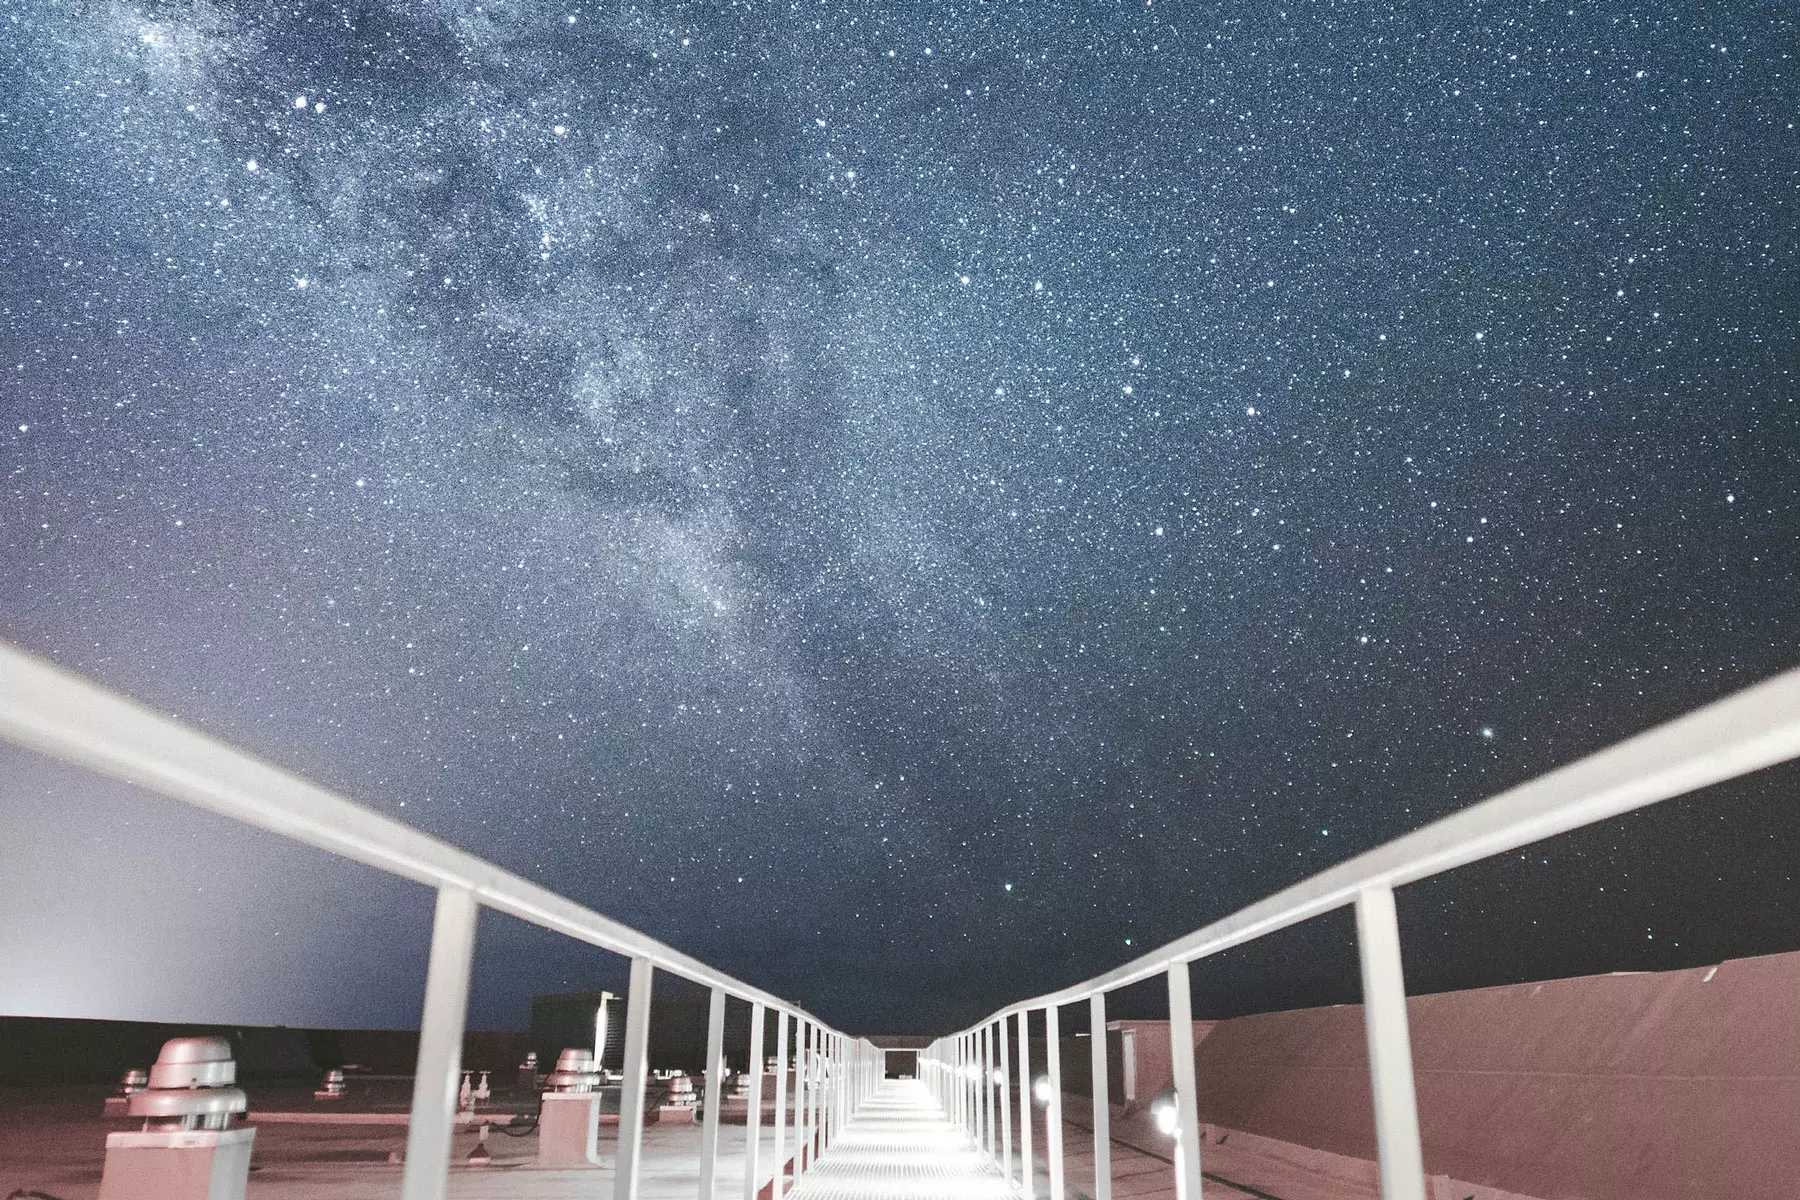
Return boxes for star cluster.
[2,0,1797,1032]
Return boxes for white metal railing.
[924,661,1800,1200]
[0,640,882,1200]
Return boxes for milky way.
[2,1,1798,1033]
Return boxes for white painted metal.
[815,1026,826,1158]
[699,986,727,1199]
[823,1033,834,1150]
[953,1036,962,1132]
[1015,1012,1034,1200]
[1357,886,1428,1200]
[744,1002,766,1200]
[980,1023,992,1157]
[795,1020,808,1178]
[1090,992,1111,1200]
[967,1033,976,1142]
[1044,1005,1065,1200]
[1166,964,1203,1200]
[773,1012,791,1198]
[614,956,655,1200]
[0,641,894,1200]
[997,1018,1013,1187]
[399,885,478,1200]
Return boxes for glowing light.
[1153,1094,1179,1136]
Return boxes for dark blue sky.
[2,0,1797,1034]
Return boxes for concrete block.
[98,1126,255,1200]
[538,1091,602,1166]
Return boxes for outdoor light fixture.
[1149,1085,1178,1137]
[1032,1075,1052,1107]
[963,1063,980,1081]
[991,1068,1004,1086]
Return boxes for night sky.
[2,0,1798,1036]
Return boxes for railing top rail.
[0,640,829,1030]
[957,662,1800,1033]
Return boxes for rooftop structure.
[4,637,1800,1200]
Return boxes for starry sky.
[2,0,1798,1035]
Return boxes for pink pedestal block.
[537,1092,602,1165]
[99,1126,255,1200]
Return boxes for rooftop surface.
[0,1078,1390,1200]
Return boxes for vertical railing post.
[699,986,727,1199]
[1167,962,1203,1200]
[968,1032,977,1142]
[823,1033,834,1151]
[1357,886,1429,1200]
[743,1002,766,1200]
[1090,992,1112,1200]
[980,1023,993,1158]
[614,955,655,1200]
[796,1020,810,1176]
[1044,1005,1066,1200]
[811,1026,823,1159]
[773,1012,790,1198]
[1016,1012,1035,1200]
[400,885,478,1200]
[972,1027,981,1155]
[998,1018,1013,1186]
[954,1035,963,1132]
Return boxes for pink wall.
[1109,1018,1215,1112]
[1186,949,1800,1200]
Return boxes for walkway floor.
[787,1079,1015,1200]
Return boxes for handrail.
[0,639,813,1023]
[928,663,1800,1200]
[958,661,1800,1028]
[0,637,889,1199]
[14,631,1800,1200]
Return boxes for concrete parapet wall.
[1188,949,1800,1200]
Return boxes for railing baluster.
[400,884,478,1200]
[1090,992,1112,1200]
[825,1033,836,1149]
[998,1018,1013,1187]
[809,1021,821,1167]
[1016,1012,1035,1200]
[614,956,655,1200]
[1044,1004,1065,1200]
[744,1003,765,1200]
[1356,886,1428,1200]
[772,1013,790,1198]
[980,1023,993,1158]
[699,987,727,1199]
[796,1020,810,1176]
[813,1026,824,1158]
[1167,963,1203,1200]
[955,1035,964,1133]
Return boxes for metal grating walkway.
[785,1079,1016,1200]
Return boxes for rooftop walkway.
[788,1079,1015,1200]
